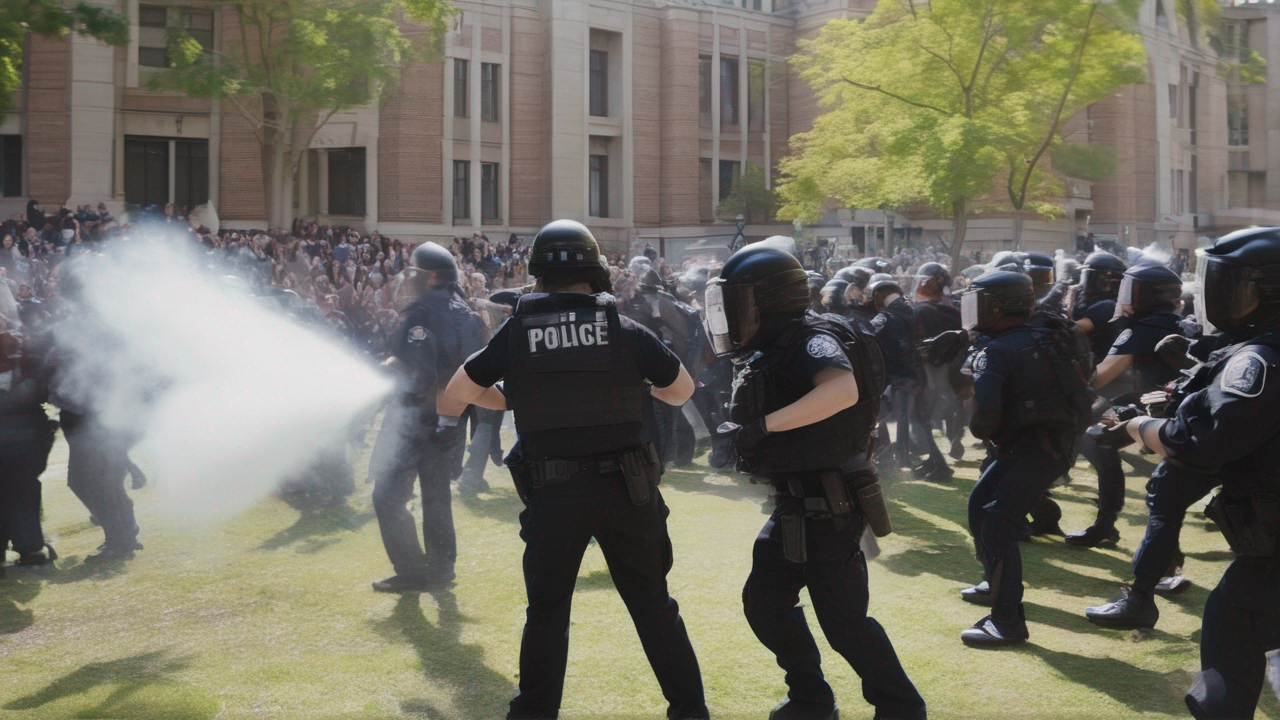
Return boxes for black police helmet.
[489,289,522,310]
[1119,263,1182,318]
[411,242,459,285]
[1080,251,1128,303]
[834,266,858,284]
[807,271,826,291]
[961,271,1035,331]
[1024,252,1053,269]
[821,279,850,311]
[915,261,952,291]
[867,277,904,303]
[1200,227,1280,333]
[855,257,892,274]
[528,220,611,292]
[848,266,874,290]
[706,246,810,355]
[990,251,1019,268]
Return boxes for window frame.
[720,57,739,127]
[481,162,500,221]
[453,160,471,220]
[589,50,609,118]
[454,59,469,119]
[698,55,712,128]
[481,63,500,123]
[747,60,765,131]
[589,154,609,218]
[718,160,739,202]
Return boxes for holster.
[819,470,855,530]
[850,471,893,538]
[779,509,807,564]
[507,462,533,506]
[1205,492,1280,557]
[621,443,661,506]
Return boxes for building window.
[719,160,739,202]
[1176,169,1184,214]
[174,140,209,210]
[742,0,761,10]
[1229,95,1249,146]
[453,161,470,220]
[590,154,609,218]
[1,135,20,198]
[481,63,500,123]
[721,58,739,127]
[590,50,609,117]
[481,162,499,221]
[138,5,212,69]
[124,137,169,207]
[699,55,712,128]
[454,59,468,118]
[1155,0,1168,29]
[327,148,366,216]
[1168,84,1178,121]
[1190,155,1198,215]
[748,60,765,131]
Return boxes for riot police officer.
[710,246,926,720]
[369,242,486,593]
[0,310,56,569]
[871,277,945,477]
[912,262,966,463]
[819,279,852,317]
[1066,263,1184,547]
[1107,228,1280,718]
[443,220,709,720]
[957,272,1094,646]
[1023,252,1055,300]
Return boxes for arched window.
[1155,0,1168,30]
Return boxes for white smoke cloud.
[1125,242,1173,267]
[54,233,392,522]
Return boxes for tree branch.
[918,43,967,90]
[840,78,951,115]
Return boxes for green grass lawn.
[1,419,1276,720]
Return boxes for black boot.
[912,459,953,482]
[1065,515,1120,547]
[769,697,839,720]
[960,581,992,606]
[961,606,1029,647]
[1085,586,1159,629]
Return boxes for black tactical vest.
[993,314,1095,438]
[505,293,644,438]
[729,314,881,475]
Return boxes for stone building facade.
[0,0,1273,258]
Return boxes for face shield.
[1026,267,1053,297]
[704,281,734,356]
[705,279,761,357]
[961,289,985,331]
[389,268,428,312]
[1113,275,1136,321]
[1193,253,1218,336]
[1201,255,1260,334]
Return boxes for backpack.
[1026,311,1096,435]
[815,312,887,433]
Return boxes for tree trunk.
[1012,207,1025,251]
[950,198,969,271]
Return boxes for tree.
[716,162,779,224]
[151,0,453,229]
[777,0,1145,270]
[1,1,129,125]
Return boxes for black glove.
[715,418,769,464]
[923,329,970,366]
[432,415,464,447]
[1155,334,1196,371]
[1086,421,1136,450]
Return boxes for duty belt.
[530,456,623,488]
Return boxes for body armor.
[505,293,644,438]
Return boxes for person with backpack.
[709,244,926,720]
[956,272,1095,647]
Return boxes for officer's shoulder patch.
[1114,328,1133,347]
[806,334,843,359]
[407,326,429,343]
[973,350,988,374]
[1221,351,1267,398]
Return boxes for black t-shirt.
[913,297,961,339]
[1076,299,1119,363]
[465,311,681,459]
[1107,312,1184,399]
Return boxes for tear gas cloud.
[56,233,392,521]
[1126,242,1173,267]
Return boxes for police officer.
[1023,252,1055,300]
[369,241,485,593]
[957,272,1094,646]
[912,262,966,463]
[819,279,852,317]
[0,310,56,569]
[871,277,946,478]
[443,220,709,720]
[1104,228,1280,718]
[709,246,926,720]
[1066,263,1184,547]
[456,288,522,497]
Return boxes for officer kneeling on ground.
[444,220,709,720]
[709,246,926,720]
[957,272,1094,647]
[1109,228,1280,719]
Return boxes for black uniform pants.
[64,420,138,549]
[1131,467,1216,594]
[1079,433,1126,518]
[510,472,707,720]
[370,404,460,578]
[743,498,926,719]
[0,420,54,555]
[1187,558,1280,719]
[968,436,1071,616]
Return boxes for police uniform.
[463,290,708,720]
[1076,298,1121,364]
[959,274,1093,645]
[874,296,943,472]
[913,295,966,463]
[0,327,55,564]
[370,286,484,586]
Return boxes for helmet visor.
[1080,267,1119,301]
[1113,275,1136,320]
[705,281,734,356]
[1202,256,1260,332]
[961,290,984,331]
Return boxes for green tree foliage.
[716,163,779,224]
[0,1,129,125]
[777,0,1146,267]
[151,0,453,228]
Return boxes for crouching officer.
[1067,263,1184,547]
[444,220,709,720]
[1110,228,1280,719]
[709,246,926,720]
[369,242,485,593]
[957,272,1094,646]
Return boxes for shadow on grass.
[660,467,763,504]
[376,592,515,720]
[1016,644,1194,715]
[3,649,211,718]
[256,503,375,552]
[575,569,616,592]
[0,578,40,634]
[458,487,525,525]
[41,556,132,585]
